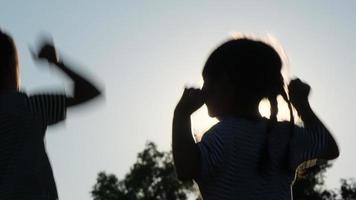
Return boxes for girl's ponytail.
[261,87,294,174]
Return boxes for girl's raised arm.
[288,79,339,169]
[172,88,204,181]
[32,42,102,107]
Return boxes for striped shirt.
[195,117,330,200]
[0,91,66,200]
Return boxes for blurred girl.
[0,30,101,200]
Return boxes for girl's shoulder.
[269,120,305,142]
[204,117,262,139]
[0,91,28,104]
[200,120,234,142]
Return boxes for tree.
[91,142,199,200]
[92,142,355,200]
[293,160,338,200]
[292,161,356,200]
[340,179,356,200]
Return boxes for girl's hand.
[288,78,311,110]
[175,88,204,115]
[31,42,59,65]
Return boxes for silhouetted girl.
[0,30,101,200]
[172,37,339,199]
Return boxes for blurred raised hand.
[30,36,59,64]
[30,35,102,107]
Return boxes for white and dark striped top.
[0,91,66,200]
[195,117,331,200]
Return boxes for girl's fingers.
[183,88,189,96]
[184,87,201,95]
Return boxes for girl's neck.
[219,103,262,121]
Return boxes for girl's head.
[0,30,20,91]
[203,37,295,173]
[202,38,288,119]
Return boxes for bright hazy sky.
[1,1,356,199]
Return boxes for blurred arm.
[33,42,102,107]
[53,61,102,107]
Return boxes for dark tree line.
[92,142,355,200]
[293,160,337,200]
[293,160,356,200]
[91,142,199,200]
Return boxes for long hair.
[203,37,294,172]
[0,30,20,90]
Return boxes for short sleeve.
[289,125,330,170]
[197,127,225,180]
[28,94,67,126]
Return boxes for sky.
[1,0,356,199]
